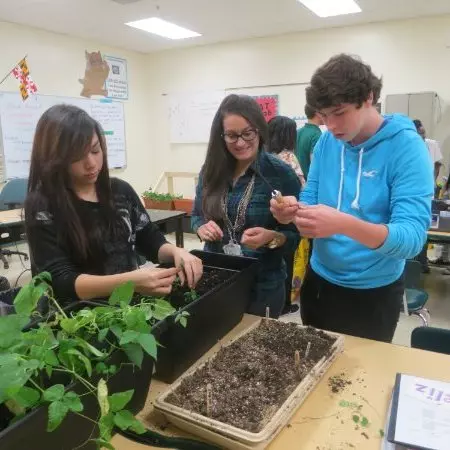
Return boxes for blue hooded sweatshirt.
[300,114,433,289]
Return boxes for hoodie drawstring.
[351,148,364,210]
[337,146,345,211]
[337,146,364,211]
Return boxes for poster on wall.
[104,55,128,100]
[253,95,279,122]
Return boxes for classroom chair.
[0,178,29,269]
[402,259,430,326]
[411,326,450,355]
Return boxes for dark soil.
[166,320,337,433]
[328,373,352,394]
[168,268,234,309]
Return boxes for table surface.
[111,315,450,450]
[147,209,186,223]
[428,229,450,237]
[0,208,24,226]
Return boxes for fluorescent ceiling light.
[298,0,361,18]
[125,17,201,40]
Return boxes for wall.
[146,15,450,197]
[0,21,151,195]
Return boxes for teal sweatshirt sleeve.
[299,135,323,205]
[376,135,433,259]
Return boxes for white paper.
[394,374,450,450]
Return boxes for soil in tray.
[166,320,337,433]
[168,268,234,309]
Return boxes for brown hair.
[25,104,118,263]
[306,54,382,111]
[201,94,268,220]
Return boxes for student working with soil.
[192,95,301,318]
[271,54,433,342]
[25,104,203,304]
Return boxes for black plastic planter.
[153,250,258,383]
[0,301,154,450]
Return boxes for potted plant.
[141,188,176,210]
[153,250,259,383]
[0,272,179,450]
[173,195,194,215]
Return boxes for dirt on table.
[166,320,337,433]
[328,373,352,394]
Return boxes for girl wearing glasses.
[192,95,301,318]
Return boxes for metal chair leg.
[413,309,430,327]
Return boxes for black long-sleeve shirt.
[26,178,168,303]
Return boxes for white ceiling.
[1,0,450,54]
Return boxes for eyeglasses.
[222,129,258,144]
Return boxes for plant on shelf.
[0,272,186,449]
[141,188,181,210]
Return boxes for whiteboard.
[168,90,225,143]
[0,91,126,180]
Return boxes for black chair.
[0,178,29,269]
[411,326,450,355]
[403,259,430,326]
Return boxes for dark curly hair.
[306,54,383,111]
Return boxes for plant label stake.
[305,342,311,359]
[265,307,270,320]
[206,383,213,417]
[208,359,213,378]
[294,350,301,378]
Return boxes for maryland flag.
[12,58,38,101]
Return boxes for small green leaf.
[78,339,105,358]
[63,391,83,413]
[120,330,140,346]
[0,315,30,348]
[10,386,40,409]
[113,410,146,434]
[109,281,135,306]
[98,328,109,342]
[45,366,53,378]
[95,362,108,375]
[379,429,385,438]
[60,318,79,334]
[93,439,115,450]
[47,400,69,432]
[361,416,369,427]
[44,349,59,367]
[98,413,114,442]
[122,343,143,368]
[110,325,123,340]
[43,384,65,402]
[13,284,35,316]
[180,317,188,328]
[352,415,360,424]
[97,379,109,417]
[36,272,52,284]
[108,390,134,413]
[151,300,176,320]
[138,333,157,360]
[108,364,118,375]
[67,349,92,377]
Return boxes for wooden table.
[427,229,450,244]
[148,209,187,248]
[111,315,450,450]
[0,208,24,228]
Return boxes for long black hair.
[267,116,297,155]
[201,94,268,220]
[25,104,119,263]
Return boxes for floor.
[2,234,450,347]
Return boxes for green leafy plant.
[183,288,199,304]
[141,188,181,201]
[0,272,181,449]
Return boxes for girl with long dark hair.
[191,95,301,318]
[25,104,202,304]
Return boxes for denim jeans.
[247,279,286,319]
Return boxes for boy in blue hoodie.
[271,54,433,342]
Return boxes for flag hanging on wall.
[12,58,38,101]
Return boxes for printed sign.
[104,55,128,100]
[253,95,279,122]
